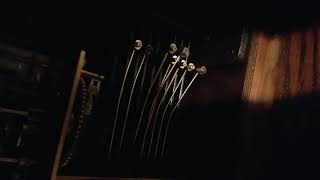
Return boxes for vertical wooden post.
[50,50,86,180]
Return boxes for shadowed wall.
[239,28,320,180]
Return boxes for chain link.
[61,77,88,168]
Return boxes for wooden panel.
[243,28,319,104]
[242,32,260,102]
[259,36,282,106]
[243,33,285,106]
[303,29,315,95]
[50,51,87,180]
[316,28,320,91]
[240,27,320,179]
[246,32,269,104]
[288,32,302,98]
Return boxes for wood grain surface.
[243,28,320,104]
[239,27,320,179]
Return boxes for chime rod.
[160,66,207,157]
[172,39,183,95]
[139,61,179,152]
[147,59,190,158]
[178,41,191,101]
[170,72,177,103]
[139,47,190,154]
[168,40,187,104]
[120,45,153,148]
[160,42,187,86]
[163,64,171,84]
[133,43,178,143]
[158,64,171,90]
[154,63,196,157]
[161,74,198,157]
[167,40,186,106]
[161,36,177,90]
[147,70,188,157]
[136,53,149,109]
[133,52,169,143]
[138,46,189,150]
[159,36,175,90]
[154,42,185,148]
[140,68,180,157]
[108,40,142,157]
[142,46,190,143]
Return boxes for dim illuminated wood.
[242,29,320,105]
[50,50,87,180]
[81,70,104,80]
[239,28,320,178]
[288,32,301,98]
[317,28,320,91]
[303,29,315,95]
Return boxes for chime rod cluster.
[119,44,154,148]
[178,41,191,102]
[154,62,197,157]
[160,65,207,157]
[144,50,191,157]
[108,40,142,157]
[133,43,177,143]
[108,38,207,159]
[140,67,180,156]
[147,69,188,157]
[139,46,190,156]
[153,42,191,151]
[145,47,190,132]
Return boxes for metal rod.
[169,74,177,104]
[0,107,29,117]
[178,41,191,100]
[165,78,169,91]
[161,57,180,85]
[148,70,187,157]
[140,68,180,157]
[160,64,171,89]
[135,57,181,144]
[108,49,136,157]
[164,65,171,83]
[154,70,189,158]
[135,57,148,115]
[133,53,169,143]
[145,57,180,127]
[160,73,199,157]
[119,54,147,148]
[81,70,105,80]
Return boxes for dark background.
[0,1,319,179]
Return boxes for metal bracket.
[80,70,104,115]
[85,78,102,115]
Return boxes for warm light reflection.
[243,29,320,105]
